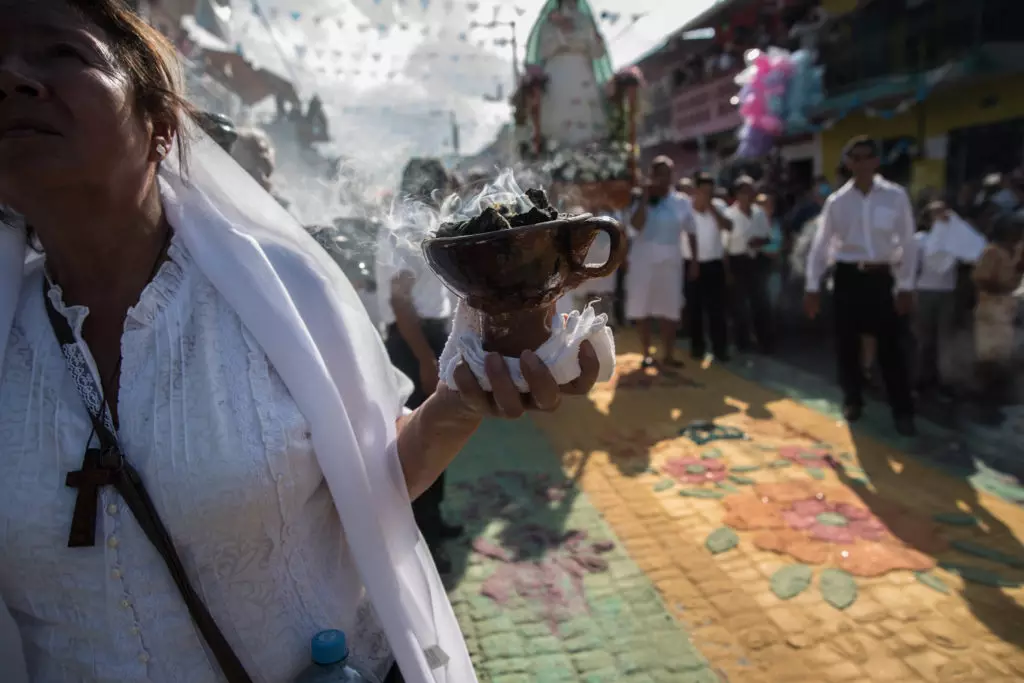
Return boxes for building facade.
[815,0,1024,195]
[633,0,825,186]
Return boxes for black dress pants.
[385,319,450,546]
[832,263,913,418]
[728,254,774,352]
[685,259,729,358]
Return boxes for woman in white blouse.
[0,3,598,683]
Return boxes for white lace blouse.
[0,237,392,682]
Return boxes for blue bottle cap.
[311,629,349,665]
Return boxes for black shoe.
[431,546,452,575]
[894,416,917,437]
[439,521,463,540]
[843,404,863,422]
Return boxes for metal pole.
[450,111,461,156]
[510,21,520,85]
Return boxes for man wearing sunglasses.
[804,136,918,436]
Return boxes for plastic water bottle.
[293,630,382,683]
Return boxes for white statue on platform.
[526,0,613,148]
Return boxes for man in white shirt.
[724,176,774,352]
[913,201,985,392]
[804,136,917,435]
[684,172,734,361]
[376,158,459,572]
[627,156,698,368]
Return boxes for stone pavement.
[442,331,1024,682]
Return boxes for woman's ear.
[149,120,175,162]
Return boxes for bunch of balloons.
[734,48,824,158]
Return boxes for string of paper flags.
[251,2,643,27]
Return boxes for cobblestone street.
[442,332,1024,682]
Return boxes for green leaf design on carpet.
[939,562,1021,588]
[730,465,761,473]
[914,571,950,594]
[716,481,741,493]
[819,568,857,610]
[701,448,723,459]
[932,512,978,527]
[652,479,675,492]
[769,460,792,469]
[839,452,854,462]
[950,540,1024,568]
[806,467,826,481]
[770,564,813,600]
[729,474,757,485]
[970,471,1024,503]
[679,489,725,499]
[705,527,740,555]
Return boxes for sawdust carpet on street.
[524,330,1024,683]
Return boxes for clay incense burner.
[421,189,627,356]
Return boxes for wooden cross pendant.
[65,448,118,548]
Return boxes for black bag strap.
[44,279,254,683]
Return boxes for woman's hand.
[450,341,601,418]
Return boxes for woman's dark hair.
[9,2,200,247]
[400,158,450,203]
[66,0,200,160]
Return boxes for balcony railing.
[821,0,1023,96]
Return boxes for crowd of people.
[582,140,1024,431]
[668,1,828,89]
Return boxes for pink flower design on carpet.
[777,445,831,468]
[721,482,946,576]
[782,498,887,544]
[663,456,728,484]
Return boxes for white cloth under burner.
[439,299,616,393]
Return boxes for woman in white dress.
[0,3,600,683]
[525,0,612,148]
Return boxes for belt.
[838,261,891,272]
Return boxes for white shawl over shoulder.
[0,133,474,683]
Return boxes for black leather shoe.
[843,404,863,422]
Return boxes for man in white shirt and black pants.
[685,172,734,361]
[377,158,461,573]
[804,137,917,435]
[724,176,774,353]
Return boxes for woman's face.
[0,2,156,206]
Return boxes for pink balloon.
[753,114,784,135]
[740,97,766,119]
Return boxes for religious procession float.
[512,0,643,211]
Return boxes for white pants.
[625,244,683,321]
